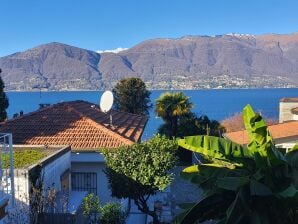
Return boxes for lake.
[6,88,298,139]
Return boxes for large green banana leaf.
[176,194,233,224]
[243,104,285,166]
[176,105,298,224]
[181,164,250,193]
[178,135,251,160]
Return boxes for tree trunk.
[134,198,160,224]
[172,116,178,137]
[148,211,160,224]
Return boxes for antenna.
[99,90,114,126]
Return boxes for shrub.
[99,202,126,224]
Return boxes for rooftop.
[280,97,298,103]
[0,101,148,150]
[1,145,69,169]
[223,121,298,145]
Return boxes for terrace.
[0,134,87,224]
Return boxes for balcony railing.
[0,133,15,208]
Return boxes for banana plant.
[176,104,298,224]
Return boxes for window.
[71,172,97,194]
[60,169,70,191]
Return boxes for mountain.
[1,33,298,91]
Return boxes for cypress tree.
[0,69,9,121]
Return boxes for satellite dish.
[100,90,114,113]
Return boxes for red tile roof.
[223,121,298,145]
[0,101,148,150]
[280,97,298,102]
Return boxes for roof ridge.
[0,100,88,125]
[0,102,62,125]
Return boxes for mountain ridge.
[0,33,298,91]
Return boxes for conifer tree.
[112,77,151,115]
[0,69,9,121]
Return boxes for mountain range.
[0,33,298,91]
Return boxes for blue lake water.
[6,88,298,139]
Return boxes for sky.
[1,0,298,56]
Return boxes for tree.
[158,112,224,138]
[221,112,245,132]
[176,104,298,224]
[102,135,178,224]
[112,77,152,115]
[155,92,193,137]
[99,202,126,224]
[0,68,9,121]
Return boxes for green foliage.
[156,92,223,139]
[112,77,152,115]
[82,194,126,224]
[158,113,224,138]
[102,135,178,196]
[82,193,101,223]
[102,135,178,223]
[0,69,9,121]
[155,92,193,137]
[177,104,298,224]
[99,202,126,224]
[1,149,46,168]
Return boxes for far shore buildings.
[224,97,298,149]
[0,100,148,204]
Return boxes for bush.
[99,202,126,224]
[82,194,126,224]
[82,193,100,224]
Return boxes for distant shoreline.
[6,87,298,93]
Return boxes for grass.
[1,149,47,169]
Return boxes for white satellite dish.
[100,90,114,113]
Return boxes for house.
[0,100,148,204]
[223,120,298,149]
[0,141,85,224]
[224,97,298,149]
[279,97,298,123]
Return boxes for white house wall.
[3,150,72,224]
[279,101,298,122]
[71,152,121,204]
[43,151,71,191]
[14,170,30,205]
[71,161,115,204]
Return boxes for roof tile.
[0,100,148,150]
[224,121,298,145]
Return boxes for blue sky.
[1,0,298,56]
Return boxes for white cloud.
[97,47,128,54]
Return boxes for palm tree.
[155,92,193,137]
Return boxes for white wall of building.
[43,151,71,191]
[279,101,298,123]
[3,149,71,224]
[71,152,115,204]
